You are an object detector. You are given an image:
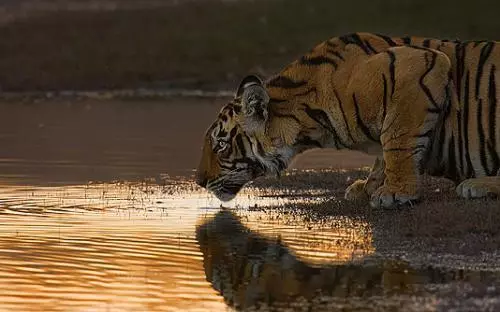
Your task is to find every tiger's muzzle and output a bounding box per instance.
[200,164,266,202]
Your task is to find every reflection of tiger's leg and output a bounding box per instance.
[370,47,453,209]
[345,157,385,201]
[456,176,500,199]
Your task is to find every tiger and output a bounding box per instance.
[196,210,479,310]
[195,32,500,209]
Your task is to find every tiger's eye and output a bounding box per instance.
[218,141,227,149]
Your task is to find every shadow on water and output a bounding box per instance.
[196,210,500,311]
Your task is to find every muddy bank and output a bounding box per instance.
[251,170,500,269]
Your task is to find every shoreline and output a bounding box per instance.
[0,88,235,102]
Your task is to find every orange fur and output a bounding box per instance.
[196,32,500,208]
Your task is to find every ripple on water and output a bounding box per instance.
[0,180,374,311]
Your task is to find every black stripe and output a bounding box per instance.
[382,74,388,122]
[437,41,447,52]
[256,141,266,156]
[276,158,286,171]
[475,42,494,99]
[329,50,345,61]
[457,109,464,177]
[384,144,426,153]
[299,56,338,69]
[488,65,499,175]
[487,144,500,176]
[240,132,256,158]
[427,115,447,175]
[442,75,453,120]
[455,42,467,101]
[463,72,475,178]
[334,90,356,143]
[383,129,411,144]
[446,135,458,180]
[477,99,490,175]
[415,128,434,138]
[383,147,415,152]
[473,40,487,48]
[295,87,318,99]
[272,111,301,124]
[437,117,447,162]
[218,128,227,137]
[235,133,246,156]
[363,40,378,54]
[376,33,398,46]
[269,98,288,104]
[267,76,308,89]
[387,51,396,98]
[405,44,430,52]
[302,104,347,149]
[352,94,378,142]
[423,38,431,48]
[237,157,261,169]
[339,33,371,54]
[419,52,441,112]
[324,39,343,60]
[427,107,442,114]
[294,135,322,149]
[380,111,399,136]
[402,36,412,45]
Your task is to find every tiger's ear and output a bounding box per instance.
[236,75,269,134]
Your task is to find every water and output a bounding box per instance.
[0,178,378,311]
[1,99,499,311]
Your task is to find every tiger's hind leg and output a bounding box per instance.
[456,177,500,199]
[345,157,385,201]
[365,47,453,209]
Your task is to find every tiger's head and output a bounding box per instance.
[196,75,289,201]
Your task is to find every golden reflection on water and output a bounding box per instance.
[0,180,373,312]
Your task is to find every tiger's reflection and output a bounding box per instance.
[196,210,487,310]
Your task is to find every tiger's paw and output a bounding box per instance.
[344,179,369,201]
[370,185,420,209]
[456,178,500,199]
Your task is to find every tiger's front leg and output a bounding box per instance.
[366,47,453,209]
[371,132,422,208]
[345,157,385,201]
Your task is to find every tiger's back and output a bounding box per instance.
[338,34,499,180]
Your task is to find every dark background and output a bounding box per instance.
[0,0,497,92]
